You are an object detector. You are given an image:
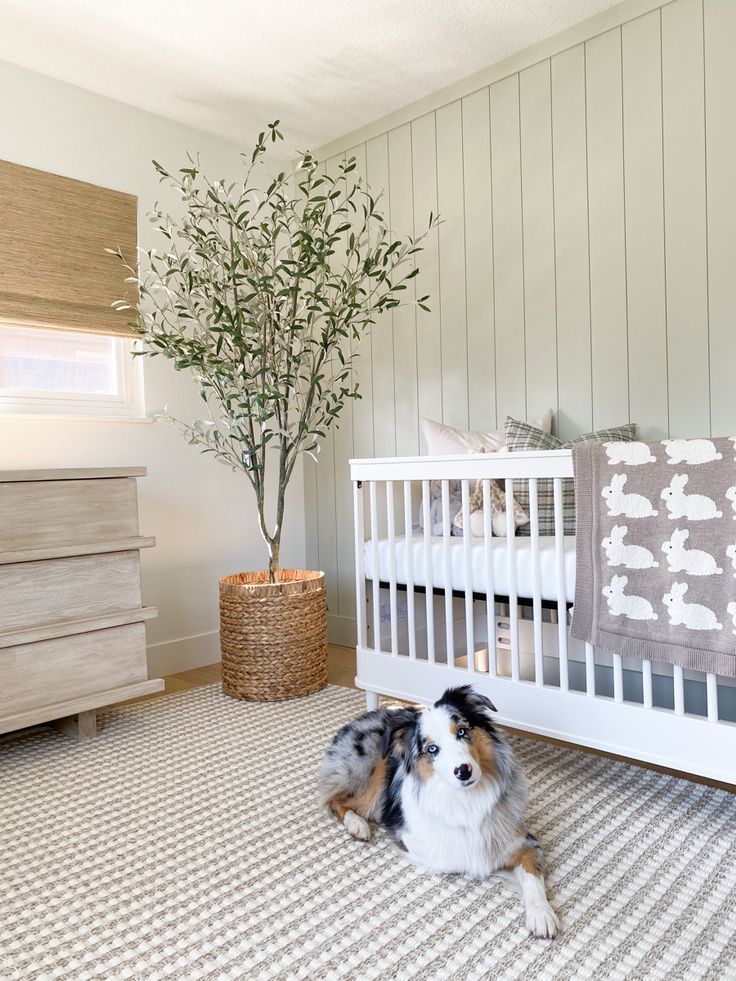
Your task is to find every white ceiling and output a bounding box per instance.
[0,0,621,156]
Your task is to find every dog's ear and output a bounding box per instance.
[380,708,418,759]
[435,685,497,718]
[467,690,498,714]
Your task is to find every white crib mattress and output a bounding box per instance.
[364,533,577,604]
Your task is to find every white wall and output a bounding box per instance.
[0,60,306,675]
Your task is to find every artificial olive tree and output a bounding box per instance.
[113,122,434,581]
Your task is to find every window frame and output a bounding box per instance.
[0,329,147,422]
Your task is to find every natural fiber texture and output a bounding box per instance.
[219,569,327,701]
[1,683,735,980]
[0,159,138,337]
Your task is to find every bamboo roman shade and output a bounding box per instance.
[0,159,138,337]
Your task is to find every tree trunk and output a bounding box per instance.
[256,474,285,584]
[268,536,280,583]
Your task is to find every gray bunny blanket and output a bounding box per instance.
[571,437,736,678]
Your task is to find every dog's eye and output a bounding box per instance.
[426,744,439,756]
[456,727,467,739]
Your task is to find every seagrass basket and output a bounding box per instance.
[219,569,327,701]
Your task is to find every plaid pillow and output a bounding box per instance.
[504,417,637,535]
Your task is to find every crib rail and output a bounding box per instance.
[350,450,736,785]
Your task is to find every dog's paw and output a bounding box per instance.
[525,902,559,939]
[344,810,371,841]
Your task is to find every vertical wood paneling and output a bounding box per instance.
[307,0,733,642]
[348,144,375,459]
[704,0,736,436]
[299,157,320,573]
[490,75,526,424]
[519,62,558,424]
[411,113,443,434]
[586,28,629,429]
[462,87,496,430]
[303,457,319,570]
[332,149,358,619]
[551,44,593,439]
[345,144,372,638]
[317,416,339,615]
[662,0,710,437]
[365,134,396,455]
[622,10,668,438]
[313,156,342,611]
[301,145,320,573]
[436,102,469,429]
[388,124,419,455]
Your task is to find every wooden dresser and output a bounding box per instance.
[0,467,164,737]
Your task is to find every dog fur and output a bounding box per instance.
[318,686,559,938]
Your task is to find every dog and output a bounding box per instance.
[318,685,559,938]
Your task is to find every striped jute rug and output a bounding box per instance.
[1,684,735,980]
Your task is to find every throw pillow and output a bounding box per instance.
[504,418,637,535]
[421,409,553,456]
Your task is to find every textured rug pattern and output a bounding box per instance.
[1,684,735,980]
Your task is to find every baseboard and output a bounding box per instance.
[328,614,357,648]
[146,630,221,677]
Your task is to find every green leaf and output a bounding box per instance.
[114,120,433,564]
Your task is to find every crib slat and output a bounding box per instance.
[673,665,685,716]
[482,479,496,677]
[613,653,624,703]
[528,478,543,687]
[353,481,367,649]
[421,480,435,665]
[369,481,381,653]
[706,673,719,721]
[642,659,653,709]
[553,477,569,692]
[504,478,519,683]
[461,479,475,672]
[386,481,399,657]
[585,643,595,696]
[403,481,417,660]
[441,480,455,668]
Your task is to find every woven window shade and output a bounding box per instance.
[0,159,138,337]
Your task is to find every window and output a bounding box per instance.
[0,324,144,419]
[0,159,142,419]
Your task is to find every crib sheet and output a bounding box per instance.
[364,532,576,604]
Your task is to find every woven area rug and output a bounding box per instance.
[2,684,735,981]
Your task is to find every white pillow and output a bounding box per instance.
[420,410,553,455]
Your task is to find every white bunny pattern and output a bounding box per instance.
[727,544,736,578]
[663,582,722,631]
[602,525,659,569]
[603,575,658,621]
[604,442,656,466]
[728,601,736,636]
[602,474,658,518]
[660,529,722,576]
[726,487,736,520]
[661,475,722,520]
[661,438,723,465]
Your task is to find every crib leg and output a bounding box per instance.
[365,691,380,712]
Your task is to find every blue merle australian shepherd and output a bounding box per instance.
[319,686,559,938]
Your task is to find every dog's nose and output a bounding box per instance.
[454,763,473,782]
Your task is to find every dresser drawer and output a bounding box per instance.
[0,622,148,713]
[0,551,142,632]
[0,477,139,552]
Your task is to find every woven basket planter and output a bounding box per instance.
[219,569,327,701]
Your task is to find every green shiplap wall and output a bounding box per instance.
[305,0,736,644]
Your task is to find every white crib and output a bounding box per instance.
[350,450,736,784]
